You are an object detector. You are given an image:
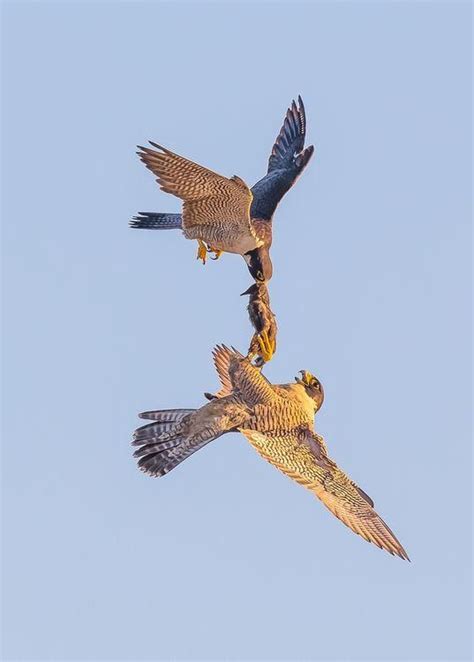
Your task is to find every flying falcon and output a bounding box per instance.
[131,96,314,282]
[132,346,409,560]
[241,282,278,365]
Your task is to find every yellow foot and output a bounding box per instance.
[196,240,207,265]
[256,330,275,364]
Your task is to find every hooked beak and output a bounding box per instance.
[240,284,257,297]
[295,370,312,386]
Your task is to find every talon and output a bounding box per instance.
[246,349,264,369]
[196,239,207,264]
[256,330,275,363]
[209,247,223,261]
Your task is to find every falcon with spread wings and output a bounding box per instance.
[132,97,313,281]
[132,346,408,560]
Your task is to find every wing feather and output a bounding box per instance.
[240,427,409,560]
[137,142,255,237]
[211,345,277,405]
[211,344,237,398]
[250,96,314,221]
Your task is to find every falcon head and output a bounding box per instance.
[295,370,324,411]
[243,248,273,282]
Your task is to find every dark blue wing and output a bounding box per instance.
[250,96,314,221]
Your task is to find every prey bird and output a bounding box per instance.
[241,282,277,365]
[132,96,314,282]
[132,346,409,560]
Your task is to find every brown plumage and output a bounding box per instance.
[133,96,314,281]
[132,346,409,560]
[137,142,262,260]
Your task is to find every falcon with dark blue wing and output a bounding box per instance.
[131,96,314,282]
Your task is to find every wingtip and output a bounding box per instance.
[399,547,411,562]
[148,140,168,153]
[212,343,230,357]
[240,284,257,297]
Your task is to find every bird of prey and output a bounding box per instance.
[132,346,409,560]
[131,96,314,282]
[241,282,278,365]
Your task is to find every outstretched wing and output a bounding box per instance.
[250,96,314,221]
[212,345,277,406]
[137,142,255,235]
[267,95,311,173]
[240,427,409,560]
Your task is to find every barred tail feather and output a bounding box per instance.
[130,212,183,230]
[132,409,195,443]
[133,432,222,478]
[132,408,222,478]
[138,408,195,421]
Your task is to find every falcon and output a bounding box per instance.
[241,282,277,365]
[131,96,314,281]
[132,346,409,560]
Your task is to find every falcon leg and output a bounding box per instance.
[256,330,275,364]
[247,336,261,367]
[196,239,208,264]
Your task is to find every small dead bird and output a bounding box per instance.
[241,282,278,366]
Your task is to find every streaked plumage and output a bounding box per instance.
[132,96,314,281]
[132,346,409,560]
[241,282,278,365]
[137,143,261,259]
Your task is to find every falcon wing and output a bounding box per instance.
[267,95,311,173]
[211,344,236,398]
[250,96,314,221]
[212,345,277,406]
[240,427,409,560]
[138,142,255,235]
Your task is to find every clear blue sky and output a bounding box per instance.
[1,1,471,660]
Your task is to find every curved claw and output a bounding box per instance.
[246,350,264,369]
[256,330,275,364]
[209,248,223,261]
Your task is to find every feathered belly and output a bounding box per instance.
[246,400,309,433]
[224,234,262,255]
[183,224,263,255]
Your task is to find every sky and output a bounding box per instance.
[1,1,472,661]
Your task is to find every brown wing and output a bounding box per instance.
[240,427,409,560]
[211,345,278,406]
[137,142,255,234]
[211,345,237,398]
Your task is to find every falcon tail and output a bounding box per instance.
[132,407,230,479]
[130,212,183,230]
[132,409,196,477]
